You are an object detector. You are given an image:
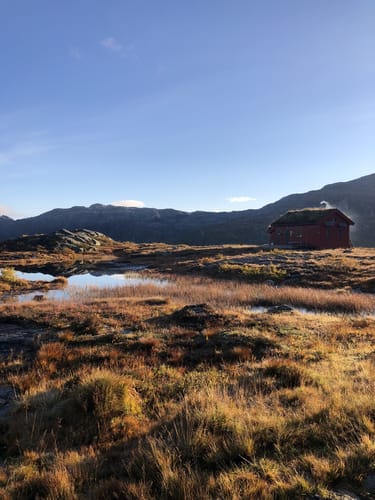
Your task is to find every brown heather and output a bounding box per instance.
[0,246,375,498]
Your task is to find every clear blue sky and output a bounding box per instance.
[1,0,374,218]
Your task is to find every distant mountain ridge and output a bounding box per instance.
[1,173,374,246]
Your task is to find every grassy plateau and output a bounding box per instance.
[0,243,374,499]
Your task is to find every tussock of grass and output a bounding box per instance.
[2,369,143,451]
[261,359,313,389]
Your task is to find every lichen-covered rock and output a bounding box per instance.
[0,229,114,254]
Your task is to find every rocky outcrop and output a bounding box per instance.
[0,229,114,253]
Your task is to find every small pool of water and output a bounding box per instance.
[3,269,168,302]
[249,305,375,317]
[15,271,56,282]
[250,305,315,314]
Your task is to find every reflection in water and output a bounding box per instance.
[15,271,56,282]
[250,305,375,317]
[12,269,168,302]
[250,305,316,315]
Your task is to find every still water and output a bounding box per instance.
[9,269,168,302]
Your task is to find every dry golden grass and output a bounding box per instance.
[52,274,375,314]
[0,249,375,498]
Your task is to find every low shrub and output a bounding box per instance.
[1,267,17,282]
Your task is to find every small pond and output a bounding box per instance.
[2,268,168,302]
[249,305,375,318]
[250,305,316,315]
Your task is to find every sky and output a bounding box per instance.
[0,0,374,218]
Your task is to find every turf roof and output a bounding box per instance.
[270,208,351,226]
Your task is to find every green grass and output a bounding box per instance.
[217,262,288,282]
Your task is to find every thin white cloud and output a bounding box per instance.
[227,196,256,203]
[0,205,12,216]
[0,142,52,166]
[0,205,22,218]
[100,37,123,52]
[111,200,145,208]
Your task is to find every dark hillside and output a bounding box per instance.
[0,173,374,246]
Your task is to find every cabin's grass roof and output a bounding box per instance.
[270,208,353,226]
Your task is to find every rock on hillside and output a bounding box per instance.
[0,229,114,253]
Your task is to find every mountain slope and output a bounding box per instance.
[260,173,375,246]
[1,173,374,246]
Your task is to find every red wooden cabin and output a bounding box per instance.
[267,208,354,249]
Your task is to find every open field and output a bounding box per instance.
[0,246,375,498]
